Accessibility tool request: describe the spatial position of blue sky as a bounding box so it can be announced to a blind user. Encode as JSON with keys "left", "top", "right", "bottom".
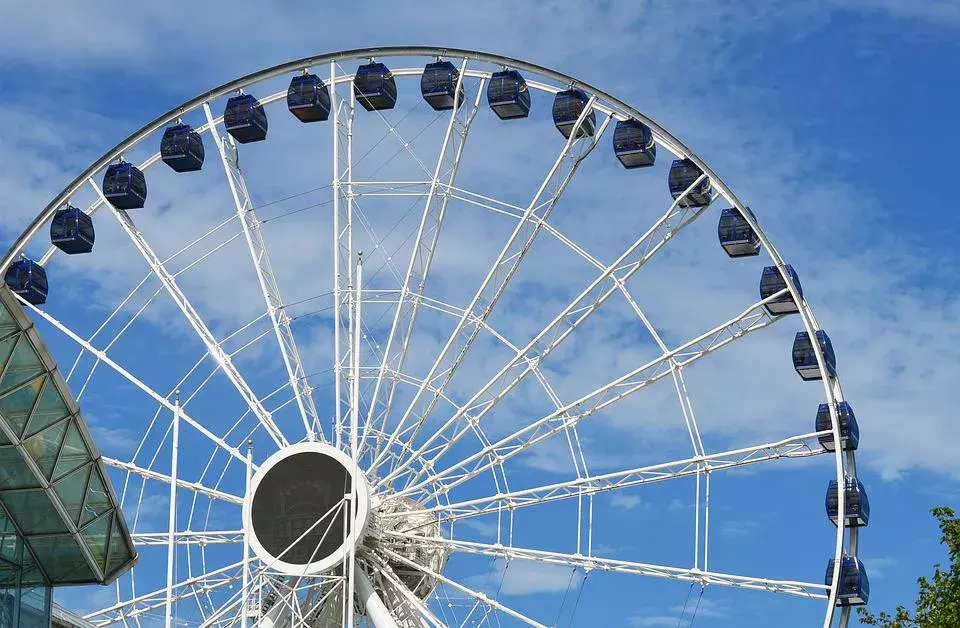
{"left": 1, "top": 1, "right": 958, "bottom": 626}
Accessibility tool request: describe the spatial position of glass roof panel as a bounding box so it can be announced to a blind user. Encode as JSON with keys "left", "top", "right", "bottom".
{"left": 0, "top": 446, "right": 42, "bottom": 489}
{"left": 0, "top": 334, "right": 21, "bottom": 378}
{"left": 27, "top": 534, "right": 97, "bottom": 582}
{"left": 0, "top": 302, "right": 19, "bottom": 339}
{"left": 53, "top": 464, "right": 92, "bottom": 527}
{"left": 1, "top": 490, "right": 68, "bottom": 535}
{"left": 0, "top": 376, "right": 44, "bottom": 439}
{"left": 23, "top": 420, "right": 67, "bottom": 481}
{"left": 0, "top": 336, "right": 45, "bottom": 395}
{"left": 52, "top": 420, "right": 90, "bottom": 482}
{"left": 23, "top": 377, "right": 70, "bottom": 439}
{"left": 80, "top": 467, "right": 111, "bottom": 528}
{"left": 105, "top": 521, "right": 134, "bottom": 578}
{"left": 81, "top": 512, "right": 111, "bottom": 573}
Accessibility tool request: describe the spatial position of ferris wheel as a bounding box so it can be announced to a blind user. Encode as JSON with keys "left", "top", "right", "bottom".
{"left": 1, "top": 47, "right": 870, "bottom": 627}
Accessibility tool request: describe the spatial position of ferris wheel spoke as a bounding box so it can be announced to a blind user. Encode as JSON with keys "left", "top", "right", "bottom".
{"left": 384, "top": 431, "right": 828, "bottom": 523}
{"left": 363, "top": 61, "right": 484, "bottom": 458}
{"left": 365, "top": 554, "right": 446, "bottom": 628}
{"left": 371, "top": 105, "right": 613, "bottom": 478}
{"left": 383, "top": 177, "right": 711, "bottom": 488}
{"left": 202, "top": 102, "right": 323, "bottom": 444}
{"left": 86, "top": 561, "right": 243, "bottom": 625}
{"left": 18, "top": 295, "right": 251, "bottom": 467}
{"left": 395, "top": 292, "right": 784, "bottom": 497}
{"left": 398, "top": 536, "right": 829, "bottom": 600}
{"left": 130, "top": 530, "right": 244, "bottom": 545}
{"left": 104, "top": 457, "right": 243, "bottom": 505}
{"left": 89, "top": 178, "right": 288, "bottom": 449}
{"left": 378, "top": 546, "right": 548, "bottom": 628}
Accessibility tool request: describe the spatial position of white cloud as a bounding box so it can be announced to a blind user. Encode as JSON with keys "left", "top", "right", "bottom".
{"left": 611, "top": 493, "right": 642, "bottom": 511}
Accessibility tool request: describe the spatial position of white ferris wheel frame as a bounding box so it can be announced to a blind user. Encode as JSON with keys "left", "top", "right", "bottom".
{"left": 0, "top": 46, "right": 861, "bottom": 628}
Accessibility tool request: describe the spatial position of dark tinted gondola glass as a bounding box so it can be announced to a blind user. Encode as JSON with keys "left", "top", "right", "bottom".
{"left": 420, "top": 61, "right": 463, "bottom": 111}
{"left": 717, "top": 207, "right": 760, "bottom": 257}
{"left": 224, "top": 94, "right": 268, "bottom": 143}
{"left": 815, "top": 402, "right": 860, "bottom": 452}
{"left": 50, "top": 206, "right": 95, "bottom": 255}
{"left": 759, "top": 265, "right": 802, "bottom": 315}
{"left": 613, "top": 119, "right": 656, "bottom": 168}
{"left": 552, "top": 89, "right": 595, "bottom": 139}
{"left": 102, "top": 162, "right": 147, "bottom": 210}
{"left": 826, "top": 477, "right": 870, "bottom": 527}
{"left": 4, "top": 259, "right": 47, "bottom": 305}
{"left": 354, "top": 62, "right": 397, "bottom": 112}
{"left": 792, "top": 330, "right": 837, "bottom": 381}
{"left": 825, "top": 557, "right": 869, "bottom": 606}
{"left": 160, "top": 124, "right": 205, "bottom": 172}
{"left": 487, "top": 69, "right": 531, "bottom": 120}
{"left": 668, "top": 159, "right": 712, "bottom": 207}
{"left": 287, "top": 74, "right": 331, "bottom": 123}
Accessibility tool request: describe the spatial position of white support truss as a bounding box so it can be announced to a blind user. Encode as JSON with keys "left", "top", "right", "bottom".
{"left": 203, "top": 102, "right": 322, "bottom": 442}
{"left": 131, "top": 531, "right": 245, "bottom": 545}
{"left": 90, "top": 178, "right": 288, "bottom": 448}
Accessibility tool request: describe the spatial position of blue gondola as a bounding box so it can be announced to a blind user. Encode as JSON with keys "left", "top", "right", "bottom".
{"left": 421, "top": 61, "right": 463, "bottom": 111}
{"left": 160, "top": 124, "right": 205, "bottom": 172}
{"left": 613, "top": 119, "right": 656, "bottom": 169}
{"left": 792, "top": 330, "right": 837, "bottom": 381}
{"left": 759, "top": 265, "right": 802, "bottom": 315}
{"left": 827, "top": 477, "right": 870, "bottom": 527}
{"left": 354, "top": 62, "right": 397, "bottom": 112}
{"left": 825, "top": 557, "right": 869, "bottom": 606}
{"left": 816, "top": 402, "right": 860, "bottom": 452}
{"left": 718, "top": 207, "right": 760, "bottom": 257}
{"left": 552, "top": 89, "right": 595, "bottom": 139}
{"left": 487, "top": 69, "right": 531, "bottom": 120}
{"left": 224, "top": 94, "right": 268, "bottom": 143}
{"left": 102, "top": 161, "right": 147, "bottom": 210}
{"left": 50, "top": 205, "right": 94, "bottom": 255}
{"left": 4, "top": 258, "right": 47, "bottom": 305}
{"left": 287, "top": 73, "right": 330, "bottom": 123}
{"left": 668, "top": 159, "right": 712, "bottom": 208}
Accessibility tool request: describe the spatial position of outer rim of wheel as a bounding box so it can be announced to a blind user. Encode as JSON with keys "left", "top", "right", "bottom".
{"left": 3, "top": 46, "right": 856, "bottom": 627}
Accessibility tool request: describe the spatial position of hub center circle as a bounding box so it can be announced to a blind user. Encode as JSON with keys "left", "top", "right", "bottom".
{"left": 244, "top": 443, "right": 370, "bottom": 575}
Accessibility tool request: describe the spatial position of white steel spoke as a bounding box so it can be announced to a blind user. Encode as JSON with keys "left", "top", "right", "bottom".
{"left": 89, "top": 178, "right": 287, "bottom": 449}
{"left": 390, "top": 536, "right": 829, "bottom": 599}
{"left": 18, "top": 296, "right": 250, "bottom": 466}
{"left": 385, "top": 174, "right": 713, "bottom": 488}
{"left": 331, "top": 61, "right": 356, "bottom": 448}
{"left": 130, "top": 531, "right": 244, "bottom": 545}
{"left": 385, "top": 432, "right": 829, "bottom": 521}
{"left": 372, "top": 102, "right": 612, "bottom": 476}
{"left": 203, "top": 102, "right": 322, "bottom": 442}
{"left": 363, "top": 61, "right": 484, "bottom": 457}
{"left": 397, "top": 292, "right": 784, "bottom": 497}
{"left": 378, "top": 547, "right": 547, "bottom": 628}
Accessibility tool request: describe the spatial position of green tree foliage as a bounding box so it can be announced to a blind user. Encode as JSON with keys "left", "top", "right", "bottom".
{"left": 857, "top": 507, "right": 960, "bottom": 627}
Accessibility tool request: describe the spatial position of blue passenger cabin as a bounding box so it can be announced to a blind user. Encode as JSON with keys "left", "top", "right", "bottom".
{"left": 759, "top": 265, "right": 802, "bottom": 315}
{"left": 4, "top": 258, "right": 47, "bottom": 305}
{"left": 826, "top": 477, "right": 870, "bottom": 527}
{"left": 421, "top": 61, "right": 463, "bottom": 111}
{"left": 552, "top": 89, "right": 595, "bottom": 139}
{"left": 50, "top": 205, "right": 94, "bottom": 255}
{"left": 224, "top": 94, "right": 268, "bottom": 143}
{"left": 613, "top": 119, "right": 656, "bottom": 169}
{"left": 102, "top": 162, "right": 147, "bottom": 210}
{"left": 825, "top": 557, "right": 869, "bottom": 606}
{"left": 792, "top": 330, "right": 837, "bottom": 381}
{"left": 354, "top": 62, "right": 397, "bottom": 112}
{"left": 287, "top": 73, "right": 331, "bottom": 123}
{"left": 718, "top": 207, "right": 760, "bottom": 257}
{"left": 487, "top": 69, "right": 531, "bottom": 120}
{"left": 816, "top": 402, "right": 860, "bottom": 452}
{"left": 160, "top": 124, "right": 205, "bottom": 172}
{"left": 668, "top": 159, "right": 712, "bottom": 208}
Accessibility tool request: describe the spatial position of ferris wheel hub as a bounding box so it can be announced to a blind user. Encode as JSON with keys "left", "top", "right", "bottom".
{"left": 243, "top": 442, "right": 371, "bottom": 575}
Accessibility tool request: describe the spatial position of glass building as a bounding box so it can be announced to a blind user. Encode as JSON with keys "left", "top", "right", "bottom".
{"left": 0, "top": 286, "right": 136, "bottom": 627}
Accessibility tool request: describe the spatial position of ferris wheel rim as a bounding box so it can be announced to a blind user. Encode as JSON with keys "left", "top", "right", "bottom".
{"left": 5, "top": 46, "right": 860, "bottom": 627}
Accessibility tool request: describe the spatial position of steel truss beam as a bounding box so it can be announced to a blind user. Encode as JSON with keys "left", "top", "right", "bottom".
{"left": 202, "top": 103, "right": 322, "bottom": 443}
